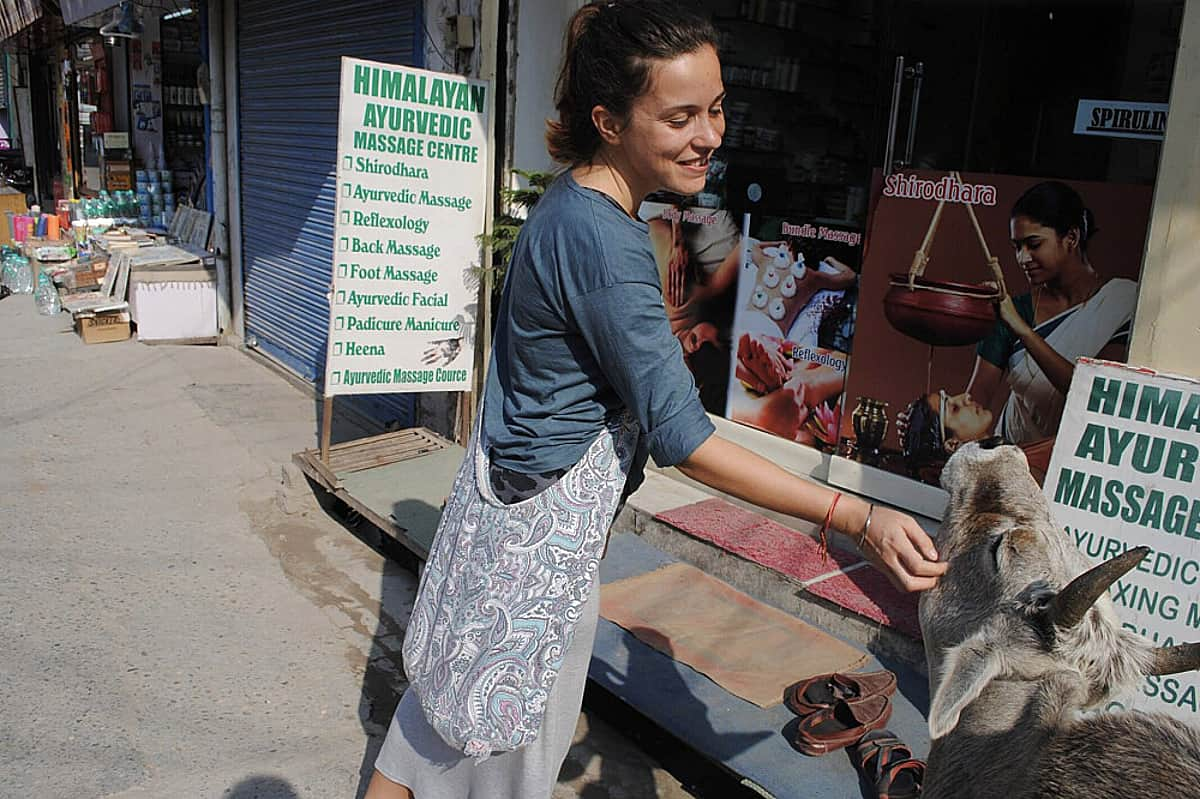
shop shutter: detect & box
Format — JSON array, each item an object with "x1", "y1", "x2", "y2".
[{"x1": 237, "y1": 0, "x2": 422, "y2": 427}]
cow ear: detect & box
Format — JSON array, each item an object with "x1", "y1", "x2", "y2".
[{"x1": 929, "y1": 628, "x2": 1005, "y2": 739}]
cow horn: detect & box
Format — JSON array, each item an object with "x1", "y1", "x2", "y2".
[
  {"x1": 1051, "y1": 546, "x2": 1150, "y2": 630},
  {"x1": 1149, "y1": 643, "x2": 1200, "y2": 676}
]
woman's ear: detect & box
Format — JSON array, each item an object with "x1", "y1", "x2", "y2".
[
  {"x1": 1065, "y1": 228, "x2": 1080, "y2": 253},
  {"x1": 591, "y1": 104, "x2": 623, "y2": 146}
]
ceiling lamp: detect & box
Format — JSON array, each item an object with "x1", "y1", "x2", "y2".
[{"x1": 99, "y1": 1, "x2": 143, "y2": 46}]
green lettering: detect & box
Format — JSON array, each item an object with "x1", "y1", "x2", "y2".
[
  {"x1": 1075, "y1": 424, "x2": 1107, "y2": 462},
  {"x1": 1080, "y1": 475, "x2": 1102, "y2": 513},
  {"x1": 1164, "y1": 440, "x2": 1199, "y2": 483},
  {"x1": 1088, "y1": 375, "x2": 1121, "y2": 415},
  {"x1": 354, "y1": 64, "x2": 371, "y2": 96},
  {"x1": 1121, "y1": 484, "x2": 1145, "y2": 523},
  {"x1": 363, "y1": 103, "x2": 380, "y2": 128},
  {"x1": 1178, "y1": 393, "x2": 1200, "y2": 433},
  {"x1": 1101, "y1": 478, "x2": 1124, "y2": 518},
  {"x1": 1139, "y1": 490, "x2": 1165, "y2": 531},
  {"x1": 1107, "y1": 427, "x2": 1137, "y2": 466},
  {"x1": 1131, "y1": 435, "x2": 1166, "y2": 475},
  {"x1": 1187, "y1": 500, "x2": 1200, "y2": 541},
  {"x1": 429, "y1": 78, "x2": 445, "y2": 108},
  {"x1": 380, "y1": 69, "x2": 403, "y2": 100},
  {"x1": 1136, "y1": 386, "x2": 1182, "y2": 427},
  {"x1": 1164, "y1": 495, "x2": 1189, "y2": 534},
  {"x1": 470, "y1": 84, "x2": 486, "y2": 113},
  {"x1": 1054, "y1": 467, "x2": 1087, "y2": 506},
  {"x1": 402, "y1": 73, "x2": 418, "y2": 103},
  {"x1": 1187, "y1": 601, "x2": 1200, "y2": 630}
]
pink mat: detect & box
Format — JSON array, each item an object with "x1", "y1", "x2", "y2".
[
  {"x1": 655, "y1": 498, "x2": 861, "y2": 581},
  {"x1": 656, "y1": 497, "x2": 921, "y2": 639},
  {"x1": 601, "y1": 562, "x2": 868, "y2": 708}
]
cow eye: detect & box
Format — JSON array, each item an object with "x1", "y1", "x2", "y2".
[{"x1": 989, "y1": 533, "x2": 1005, "y2": 568}]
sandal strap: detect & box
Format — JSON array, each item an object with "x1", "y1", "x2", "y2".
[
  {"x1": 853, "y1": 731, "x2": 912, "y2": 784},
  {"x1": 878, "y1": 757, "x2": 925, "y2": 799}
]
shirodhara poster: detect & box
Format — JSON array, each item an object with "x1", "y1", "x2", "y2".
[
  {"x1": 1045, "y1": 359, "x2": 1200, "y2": 724},
  {"x1": 836, "y1": 169, "x2": 1153, "y2": 489}
]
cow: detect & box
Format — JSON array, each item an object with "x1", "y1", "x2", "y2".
[{"x1": 918, "y1": 438, "x2": 1200, "y2": 799}]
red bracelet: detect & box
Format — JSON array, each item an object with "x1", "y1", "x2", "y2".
[{"x1": 818, "y1": 492, "x2": 841, "y2": 564}]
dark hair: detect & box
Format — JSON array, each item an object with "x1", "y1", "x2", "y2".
[
  {"x1": 902, "y1": 394, "x2": 943, "y2": 466},
  {"x1": 1010, "y1": 180, "x2": 1098, "y2": 255},
  {"x1": 546, "y1": 0, "x2": 719, "y2": 165}
]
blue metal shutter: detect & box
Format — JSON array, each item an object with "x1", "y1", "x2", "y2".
[{"x1": 237, "y1": 0, "x2": 423, "y2": 428}]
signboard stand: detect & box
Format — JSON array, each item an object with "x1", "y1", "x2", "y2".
[
  {"x1": 295, "y1": 57, "x2": 493, "y2": 557},
  {"x1": 1045, "y1": 358, "x2": 1200, "y2": 724}
]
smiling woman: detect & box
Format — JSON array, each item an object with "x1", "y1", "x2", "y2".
[{"x1": 363, "y1": 3, "x2": 945, "y2": 798}]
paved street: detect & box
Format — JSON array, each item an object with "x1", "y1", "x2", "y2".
[{"x1": 0, "y1": 299, "x2": 697, "y2": 798}]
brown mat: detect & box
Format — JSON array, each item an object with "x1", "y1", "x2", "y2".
[{"x1": 600, "y1": 562, "x2": 868, "y2": 708}]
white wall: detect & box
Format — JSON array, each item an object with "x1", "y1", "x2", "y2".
[
  {"x1": 510, "y1": 0, "x2": 582, "y2": 177},
  {"x1": 1130, "y1": 0, "x2": 1200, "y2": 378}
]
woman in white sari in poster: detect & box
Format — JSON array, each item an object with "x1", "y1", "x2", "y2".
[{"x1": 900, "y1": 181, "x2": 1136, "y2": 480}]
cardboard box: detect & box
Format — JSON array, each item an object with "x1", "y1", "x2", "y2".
[{"x1": 76, "y1": 310, "x2": 132, "y2": 344}]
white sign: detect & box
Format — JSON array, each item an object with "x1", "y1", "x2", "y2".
[
  {"x1": 324, "y1": 57, "x2": 491, "y2": 396},
  {"x1": 103, "y1": 132, "x2": 130, "y2": 150},
  {"x1": 1045, "y1": 359, "x2": 1200, "y2": 724},
  {"x1": 1073, "y1": 99, "x2": 1168, "y2": 141}
]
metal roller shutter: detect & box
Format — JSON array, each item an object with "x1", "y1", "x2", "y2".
[{"x1": 238, "y1": 0, "x2": 422, "y2": 427}]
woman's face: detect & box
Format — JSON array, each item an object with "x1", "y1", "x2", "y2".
[
  {"x1": 618, "y1": 44, "x2": 725, "y2": 198},
  {"x1": 680, "y1": 321, "x2": 719, "y2": 355},
  {"x1": 926, "y1": 391, "x2": 994, "y2": 445},
  {"x1": 1009, "y1": 215, "x2": 1075, "y2": 286}
]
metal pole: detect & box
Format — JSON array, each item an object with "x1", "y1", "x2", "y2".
[
  {"x1": 320, "y1": 396, "x2": 333, "y2": 463},
  {"x1": 223, "y1": 0, "x2": 246, "y2": 343},
  {"x1": 207, "y1": 0, "x2": 232, "y2": 336},
  {"x1": 883, "y1": 56, "x2": 904, "y2": 176}
]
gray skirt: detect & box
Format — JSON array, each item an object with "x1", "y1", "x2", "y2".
[{"x1": 375, "y1": 574, "x2": 601, "y2": 798}]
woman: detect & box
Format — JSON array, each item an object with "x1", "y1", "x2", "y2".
[
  {"x1": 365, "y1": 3, "x2": 945, "y2": 797},
  {"x1": 972, "y1": 180, "x2": 1136, "y2": 441}
]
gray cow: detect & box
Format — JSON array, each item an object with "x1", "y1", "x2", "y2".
[{"x1": 919, "y1": 439, "x2": 1200, "y2": 799}]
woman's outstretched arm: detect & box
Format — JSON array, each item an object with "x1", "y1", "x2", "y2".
[{"x1": 677, "y1": 434, "x2": 947, "y2": 592}]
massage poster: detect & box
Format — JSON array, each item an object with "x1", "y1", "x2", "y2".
[
  {"x1": 836, "y1": 169, "x2": 1152, "y2": 490},
  {"x1": 726, "y1": 216, "x2": 863, "y2": 451},
  {"x1": 324, "y1": 58, "x2": 491, "y2": 396},
  {"x1": 1045, "y1": 359, "x2": 1200, "y2": 724},
  {"x1": 640, "y1": 200, "x2": 743, "y2": 416}
]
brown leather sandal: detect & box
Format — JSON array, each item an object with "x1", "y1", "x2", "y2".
[
  {"x1": 784, "y1": 670, "x2": 898, "y2": 716},
  {"x1": 791, "y1": 694, "x2": 893, "y2": 756},
  {"x1": 852, "y1": 730, "x2": 926, "y2": 799}
]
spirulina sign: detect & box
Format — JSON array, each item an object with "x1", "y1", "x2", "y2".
[
  {"x1": 1045, "y1": 358, "x2": 1200, "y2": 724},
  {"x1": 324, "y1": 58, "x2": 490, "y2": 396}
]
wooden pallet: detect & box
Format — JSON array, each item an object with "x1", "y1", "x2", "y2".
[{"x1": 293, "y1": 427, "x2": 460, "y2": 561}]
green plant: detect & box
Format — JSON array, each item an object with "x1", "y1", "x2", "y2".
[{"x1": 476, "y1": 169, "x2": 555, "y2": 292}]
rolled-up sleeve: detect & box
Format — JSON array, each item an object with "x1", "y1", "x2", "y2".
[{"x1": 569, "y1": 281, "x2": 715, "y2": 466}]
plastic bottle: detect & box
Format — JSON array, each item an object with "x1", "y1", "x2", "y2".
[
  {"x1": 13, "y1": 256, "x2": 33, "y2": 294},
  {"x1": 0, "y1": 249, "x2": 18, "y2": 290},
  {"x1": 34, "y1": 271, "x2": 61, "y2": 315}
]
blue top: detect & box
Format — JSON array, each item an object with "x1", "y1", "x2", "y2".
[{"x1": 484, "y1": 172, "x2": 715, "y2": 478}]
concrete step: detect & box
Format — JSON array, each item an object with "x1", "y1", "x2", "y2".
[{"x1": 616, "y1": 469, "x2": 928, "y2": 674}]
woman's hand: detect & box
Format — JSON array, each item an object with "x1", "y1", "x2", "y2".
[
  {"x1": 855, "y1": 505, "x2": 947, "y2": 592},
  {"x1": 983, "y1": 281, "x2": 1029, "y2": 335},
  {"x1": 667, "y1": 220, "x2": 689, "y2": 308},
  {"x1": 750, "y1": 240, "x2": 788, "y2": 271}
]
